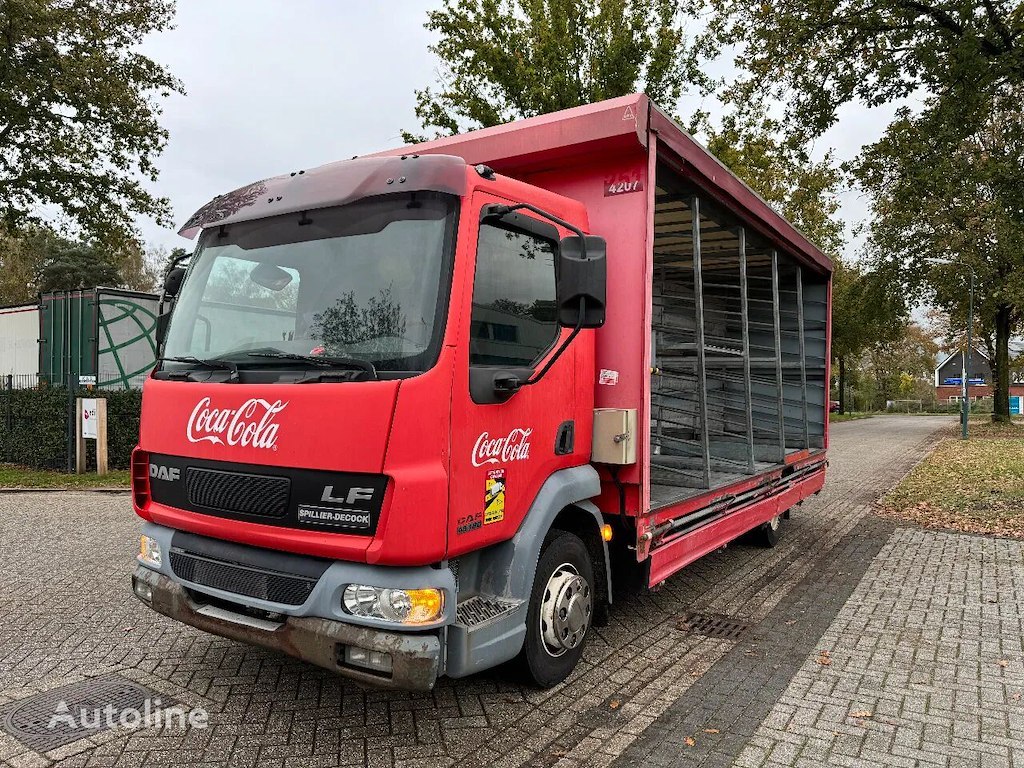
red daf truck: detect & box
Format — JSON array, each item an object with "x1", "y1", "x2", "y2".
[{"x1": 131, "y1": 94, "x2": 831, "y2": 689}]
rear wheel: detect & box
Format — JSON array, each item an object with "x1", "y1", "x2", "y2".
[
  {"x1": 519, "y1": 531, "x2": 594, "y2": 687},
  {"x1": 756, "y1": 514, "x2": 782, "y2": 548}
]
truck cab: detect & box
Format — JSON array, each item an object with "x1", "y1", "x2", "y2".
[{"x1": 132, "y1": 154, "x2": 609, "y2": 689}]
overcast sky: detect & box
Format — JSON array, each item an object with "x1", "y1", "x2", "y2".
[{"x1": 136, "y1": 0, "x2": 898, "y2": 259}]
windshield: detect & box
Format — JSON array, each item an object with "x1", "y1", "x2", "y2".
[{"x1": 163, "y1": 192, "x2": 458, "y2": 375}]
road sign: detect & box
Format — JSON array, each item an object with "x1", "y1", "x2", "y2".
[
  {"x1": 82, "y1": 399, "x2": 98, "y2": 439},
  {"x1": 76, "y1": 397, "x2": 108, "y2": 475}
]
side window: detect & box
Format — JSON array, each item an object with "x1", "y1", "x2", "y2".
[{"x1": 470, "y1": 223, "x2": 559, "y2": 366}]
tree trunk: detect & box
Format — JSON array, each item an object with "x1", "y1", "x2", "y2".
[
  {"x1": 992, "y1": 304, "x2": 1012, "y2": 423},
  {"x1": 838, "y1": 356, "x2": 846, "y2": 414}
]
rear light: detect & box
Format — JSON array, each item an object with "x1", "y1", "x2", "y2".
[{"x1": 131, "y1": 447, "x2": 151, "y2": 511}]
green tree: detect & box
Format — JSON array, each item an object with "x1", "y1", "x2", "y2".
[
  {"x1": 0, "y1": 225, "x2": 164, "y2": 302},
  {"x1": 168, "y1": 247, "x2": 190, "y2": 264},
  {"x1": 404, "y1": 0, "x2": 706, "y2": 139},
  {"x1": 409, "y1": 0, "x2": 848, "y2": 254},
  {"x1": 0, "y1": 0, "x2": 182, "y2": 243},
  {"x1": 36, "y1": 241, "x2": 119, "y2": 293},
  {"x1": 117, "y1": 240, "x2": 167, "y2": 293},
  {"x1": 863, "y1": 323, "x2": 939, "y2": 409},
  {"x1": 704, "y1": 0, "x2": 1023, "y2": 420},
  {"x1": 830, "y1": 257, "x2": 908, "y2": 412},
  {"x1": 704, "y1": 0, "x2": 1023, "y2": 140},
  {"x1": 0, "y1": 225, "x2": 37, "y2": 304},
  {"x1": 699, "y1": 110, "x2": 845, "y2": 256},
  {"x1": 857, "y1": 94, "x2": 1024, "y2": 421}
]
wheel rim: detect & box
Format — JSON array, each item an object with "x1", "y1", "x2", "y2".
[
  {"x1": 539, "y1": 562, "x2": 592, "y2": 657},
  {"x1": 768, "y1": 515, "x2": 781, "y2": 531}
]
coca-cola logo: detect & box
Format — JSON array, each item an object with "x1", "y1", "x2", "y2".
[
  {"x1": 186, "y1": 397, "x2": 288, "y2": 450},
  {"x1": 472, "y1": 428, "x2": 533, "y2": 467}
]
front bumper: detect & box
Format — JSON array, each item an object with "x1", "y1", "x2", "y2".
[{"x1": 132, "y1": 565, "x2": 442, "y2": 690}]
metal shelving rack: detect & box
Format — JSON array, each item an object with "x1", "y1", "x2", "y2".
[{"x1": 649, "y1": 173, "x2": 827, "y2": 508}]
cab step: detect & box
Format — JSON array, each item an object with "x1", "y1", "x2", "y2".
[{"x1": 455, "y1": 595, "x2": 521, "y2": 628}]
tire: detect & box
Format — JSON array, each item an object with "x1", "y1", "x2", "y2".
[
  {"x1": 519, "y1": 531, "x2": 595, "y2": 688},
  {"x1": 756, "y1": 514, "x2": 782, "y2": 548}
]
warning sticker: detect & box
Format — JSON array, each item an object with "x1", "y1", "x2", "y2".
[
  {"x1": 484, "y1": 469, "x2": 506, "y2": 525},
  {"x1": 598, "y1": 368, "x2": 620, "y2": 386}
]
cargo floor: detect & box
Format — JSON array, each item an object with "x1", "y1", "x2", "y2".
[{"x1": 649, "y1": 451, "x2": 802, "y2": 510}]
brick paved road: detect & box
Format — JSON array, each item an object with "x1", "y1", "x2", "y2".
[
  {"x1": 4, "y1": 415, "x2": 1016, "y2": 768},
  {"x1": 731, "y1": 528, "x2": 1024, "y2": 768},
  {"x1": 733, "y1": 528, "x2": 1024, "y2": 768}
]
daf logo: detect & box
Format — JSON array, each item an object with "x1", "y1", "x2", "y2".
[
  {"x1": 321, "y1": 486, "x2": 374, "y2": 505},
  {"x1": 149, "y1": 464, "x2": 180, "y2": 482}
]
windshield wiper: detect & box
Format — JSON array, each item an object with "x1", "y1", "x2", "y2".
[
  {"x1": 292, "y1": 370, "x2": 372, "y2": 384},
  {"x1": 246, "y1": 352, "x2": 379, "y2": 380},
  {"x1": 159, "y1": 355, "x2": 241, "y2": 383}
]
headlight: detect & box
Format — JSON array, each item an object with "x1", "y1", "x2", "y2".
[
  {"x1": 138, "y1": 535, "x2": 162, "y2": 568},
  {"x1": 342, "y1": 584, "x2": 443, "y2": 624}
]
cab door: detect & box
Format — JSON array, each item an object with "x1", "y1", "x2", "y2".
[{"x1": 447, "y1": 192, "x2": 583, "y2": 557}]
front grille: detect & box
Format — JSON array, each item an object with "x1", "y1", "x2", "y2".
[
  {"x1": 186, "y1": 467, "x2": 289, "y2": 518},
  {"x1": 170, "y1": 549, "x2": 316, "y2": 606}
]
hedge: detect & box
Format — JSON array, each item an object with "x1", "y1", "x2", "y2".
[{"x1": 0, "y1": 386, "x2": 141, "y2": 471}]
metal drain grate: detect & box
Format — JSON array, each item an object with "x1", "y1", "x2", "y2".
[
  {"x1": 675, "y1": 611, "x2": 749, "y2": 640},
  {"x1": 456, "y1": 595, "x2": 520, "y2": 627},
  {"x1": 0, "y1": 677, "x2": 166, "y2": 752}
]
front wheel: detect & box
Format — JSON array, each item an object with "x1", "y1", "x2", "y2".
[{"x1": 519, "y1": 531, "x2": 595, "y2": 687}]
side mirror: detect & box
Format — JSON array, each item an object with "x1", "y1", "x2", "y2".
[
  {"x1": 156, "y1": 259, "x2": 190, "y2": 352},
  {"x1": 557, "y1": 235, "x2": 606, "y2": 328},
  {"x1": 156, "y1": 312, "x2": 170, "y2": 349},
  {"x1": 163, "y1": 266, "x2": 186, "y2": 299}
]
